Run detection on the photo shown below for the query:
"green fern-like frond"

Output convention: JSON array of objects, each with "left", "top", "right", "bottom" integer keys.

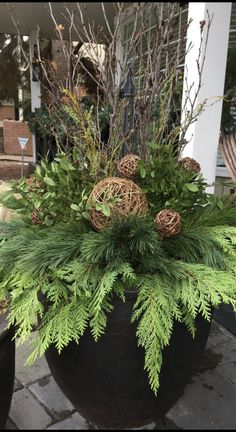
[
  {"left": 90, "top": 270, "right": 118, "bottom": 318},
  {"left": 41, "top": 278, "right": 69, "bottom": 309},
  {"left": 207, "top": 226, "right": 236, "bottom": 255},
  {"left": 180, "top": 305, "right": 196, "bottom": 337},
  {"left": 116, "top": 262, "right": 137, "bottom": 282},
  {"left": 178, "top": 275, "right": 200, "bottom": 318},
  {"left": 178, "top": 261, "right": 236, "bottom": 314},
  {"left": 90, "top": 296, "right": 113, "bottom": 341},
  {"left": 132, "top": 275, "right": 176, "bottom": 394},
  {"left": 113, "top": 281, "right": 126, "bottom": 302},
  {"left": 7, "top": 274, "right": 43, "bottom": 341},
  {"left": 30, "top": 297, "right": 90, "bottom": 359},
  {"left": 89, "top": 263, "right": 136, "bottom": 340}
]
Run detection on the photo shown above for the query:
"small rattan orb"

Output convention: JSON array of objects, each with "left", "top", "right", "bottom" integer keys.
[
  {"left": 88, "top": 177, "right": 148, "bottom": 230},
  {"left": 117, "top": 154, "right": 141, "bottom": 178},
  {"left": 155, "top": 209, "right": 181, "bottom": 237},
  {"left": 179, "top": 157, "right": 201, "bottom": 174}
]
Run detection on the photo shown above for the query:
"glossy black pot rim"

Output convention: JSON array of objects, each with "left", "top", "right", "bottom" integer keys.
[
  {"left": 122, "top": 287, "right": 139, "bottom": 300},
  {"left": 0, "top": 313, "right": 10, "bottom": 343}
]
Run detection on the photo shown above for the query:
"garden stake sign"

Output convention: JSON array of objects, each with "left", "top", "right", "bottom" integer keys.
[{"left": 18, "top": 136, "right": 28, "bottom": 178}]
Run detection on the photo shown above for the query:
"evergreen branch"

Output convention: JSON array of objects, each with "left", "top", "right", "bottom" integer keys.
[
  {"left": 183, "top": 199, "right": 236, "bottom": 229},
  {"left": 180, "top": 305, "right": 196, "bottom": 337},
  {"left": 0, "top": 191, "right": 26, "bottom": 212},
  {"left": 207, "top": 226, "right": 236, "bottom": 255},
  {"left": 163, "top": 228, "right": 228, "bottom": 270},
  {"left": 178, "top": 261, "right": 236, "bottom": 314},
  {"left": 7, "top": 275, "right": 43, "bottom": 341},
  {"left": 132, "top": 276, "right": 175, "bottom": 394},
  {"left": 0, "top": 218, "right": 31, "bottom": 239},
  {"left": 89, "top": 270, "right": 117, "bottom": 340}
]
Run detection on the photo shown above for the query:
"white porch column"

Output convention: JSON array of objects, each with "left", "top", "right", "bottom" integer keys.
[
  {"left": 29, "top": 29, "right": 41, "bottom": 163},
  {"left": 181, "top": 2, "right": 232, "bottom": 192},
  {"left": 17, "top": 36, "right": 24, "bottom": 121}
]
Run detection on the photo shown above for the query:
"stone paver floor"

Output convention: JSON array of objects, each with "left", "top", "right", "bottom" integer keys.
[{"left": 6, "top": 320, "right": 236, "bottom": 430}]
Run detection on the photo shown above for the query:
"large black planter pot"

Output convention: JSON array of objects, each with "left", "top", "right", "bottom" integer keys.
[
  {"left": 45, "top": 292, "right": 212, "bottom": 429},
  {"left": 0, "top": 313, "right": 15, "bottom": 430}
]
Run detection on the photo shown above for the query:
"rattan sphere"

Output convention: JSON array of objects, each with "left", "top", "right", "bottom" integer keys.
[
  {"left": 155, "top": 209, "right": 181, "bottom": 237},
  {"left": 117, "top": 154, "right": 141, "bottom": 178},
  {"left": 179, "top": 157, "right": 201, "bottom": 174},
  {"left": 88, "top": 177, "right": 148, "bottom": 230}
]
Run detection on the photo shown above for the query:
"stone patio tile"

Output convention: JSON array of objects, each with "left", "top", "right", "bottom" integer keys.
[
  {"left": 9, "top": 321, "right": 236, "bottom": 431},
  {"left": 208, "top": 321, "right": 234, "bottom": 347},
  {"left": 46, "top": 413, "right": 88, "bottom": 430},
  {"left": 154, "top": 417, "right": 182, "bottom": 430},
  {"left": 217, "top": 361, "right": 236, "bottom": 386},
  {"left": 166, "top": 369, "right": 236, "bottom": 430},
  {"left": 15, "top": 333, "right": 51, "bottom": 386},
  {"left": 5, "top": 418, "right": 18, "bottom": 430},
  {"left": 204, "top": 339, "right": 236, "bottom": 366},
  {"left": 13, "top": 377, "right": 24, "bottom": 392},
  {"left": 9, "top": 388, "right": 52, "bottom": 430},
  {"left": 29, "top": 375, "right": 75, "bottom": 421}
]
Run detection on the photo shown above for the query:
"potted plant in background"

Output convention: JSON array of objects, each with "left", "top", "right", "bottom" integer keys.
[
  {"left": 0, "top": 298, "right": 15, "bottom": 430},
  {"left": 1, "top": 2, "right": 236, "bottom": 429},
  {"left": 0, "top": 185, "right": 15, "bottom": 430}
]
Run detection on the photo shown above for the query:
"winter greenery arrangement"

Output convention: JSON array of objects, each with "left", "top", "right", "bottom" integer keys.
[
  {"left": 1, "top": 3, "right": 236, "bottom": 396},
  {"left": 1, "top": 116, "right": 236, "bottom": 394}
]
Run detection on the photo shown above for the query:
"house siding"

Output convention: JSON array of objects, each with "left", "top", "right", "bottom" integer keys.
[
  {"left": 0, "top": 106, "right": 15, "bottom": 121},
  {"left": 3, "top": 120, "right": 32, "bottom": 156}
]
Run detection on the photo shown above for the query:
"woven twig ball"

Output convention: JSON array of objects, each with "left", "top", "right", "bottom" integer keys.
[
  {"left": 117, "top": 154, "right": 141, "bottom": 178},
  {"left": 88, "top": 177, "right": 148, "bottom": 230},
  {"left": 155, "top": 209, "right": 181, "bottom": 237},
  {"left": 179, "top": 157, "right": 201, "bottom": 174}
]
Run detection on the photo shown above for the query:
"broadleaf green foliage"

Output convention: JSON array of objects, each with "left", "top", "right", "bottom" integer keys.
[
  {"left": 0, "top": 152, "right": 93, "bottom": 227},
  {"left": 136, "top": 143, "right": 208, "bottom": 214}
]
